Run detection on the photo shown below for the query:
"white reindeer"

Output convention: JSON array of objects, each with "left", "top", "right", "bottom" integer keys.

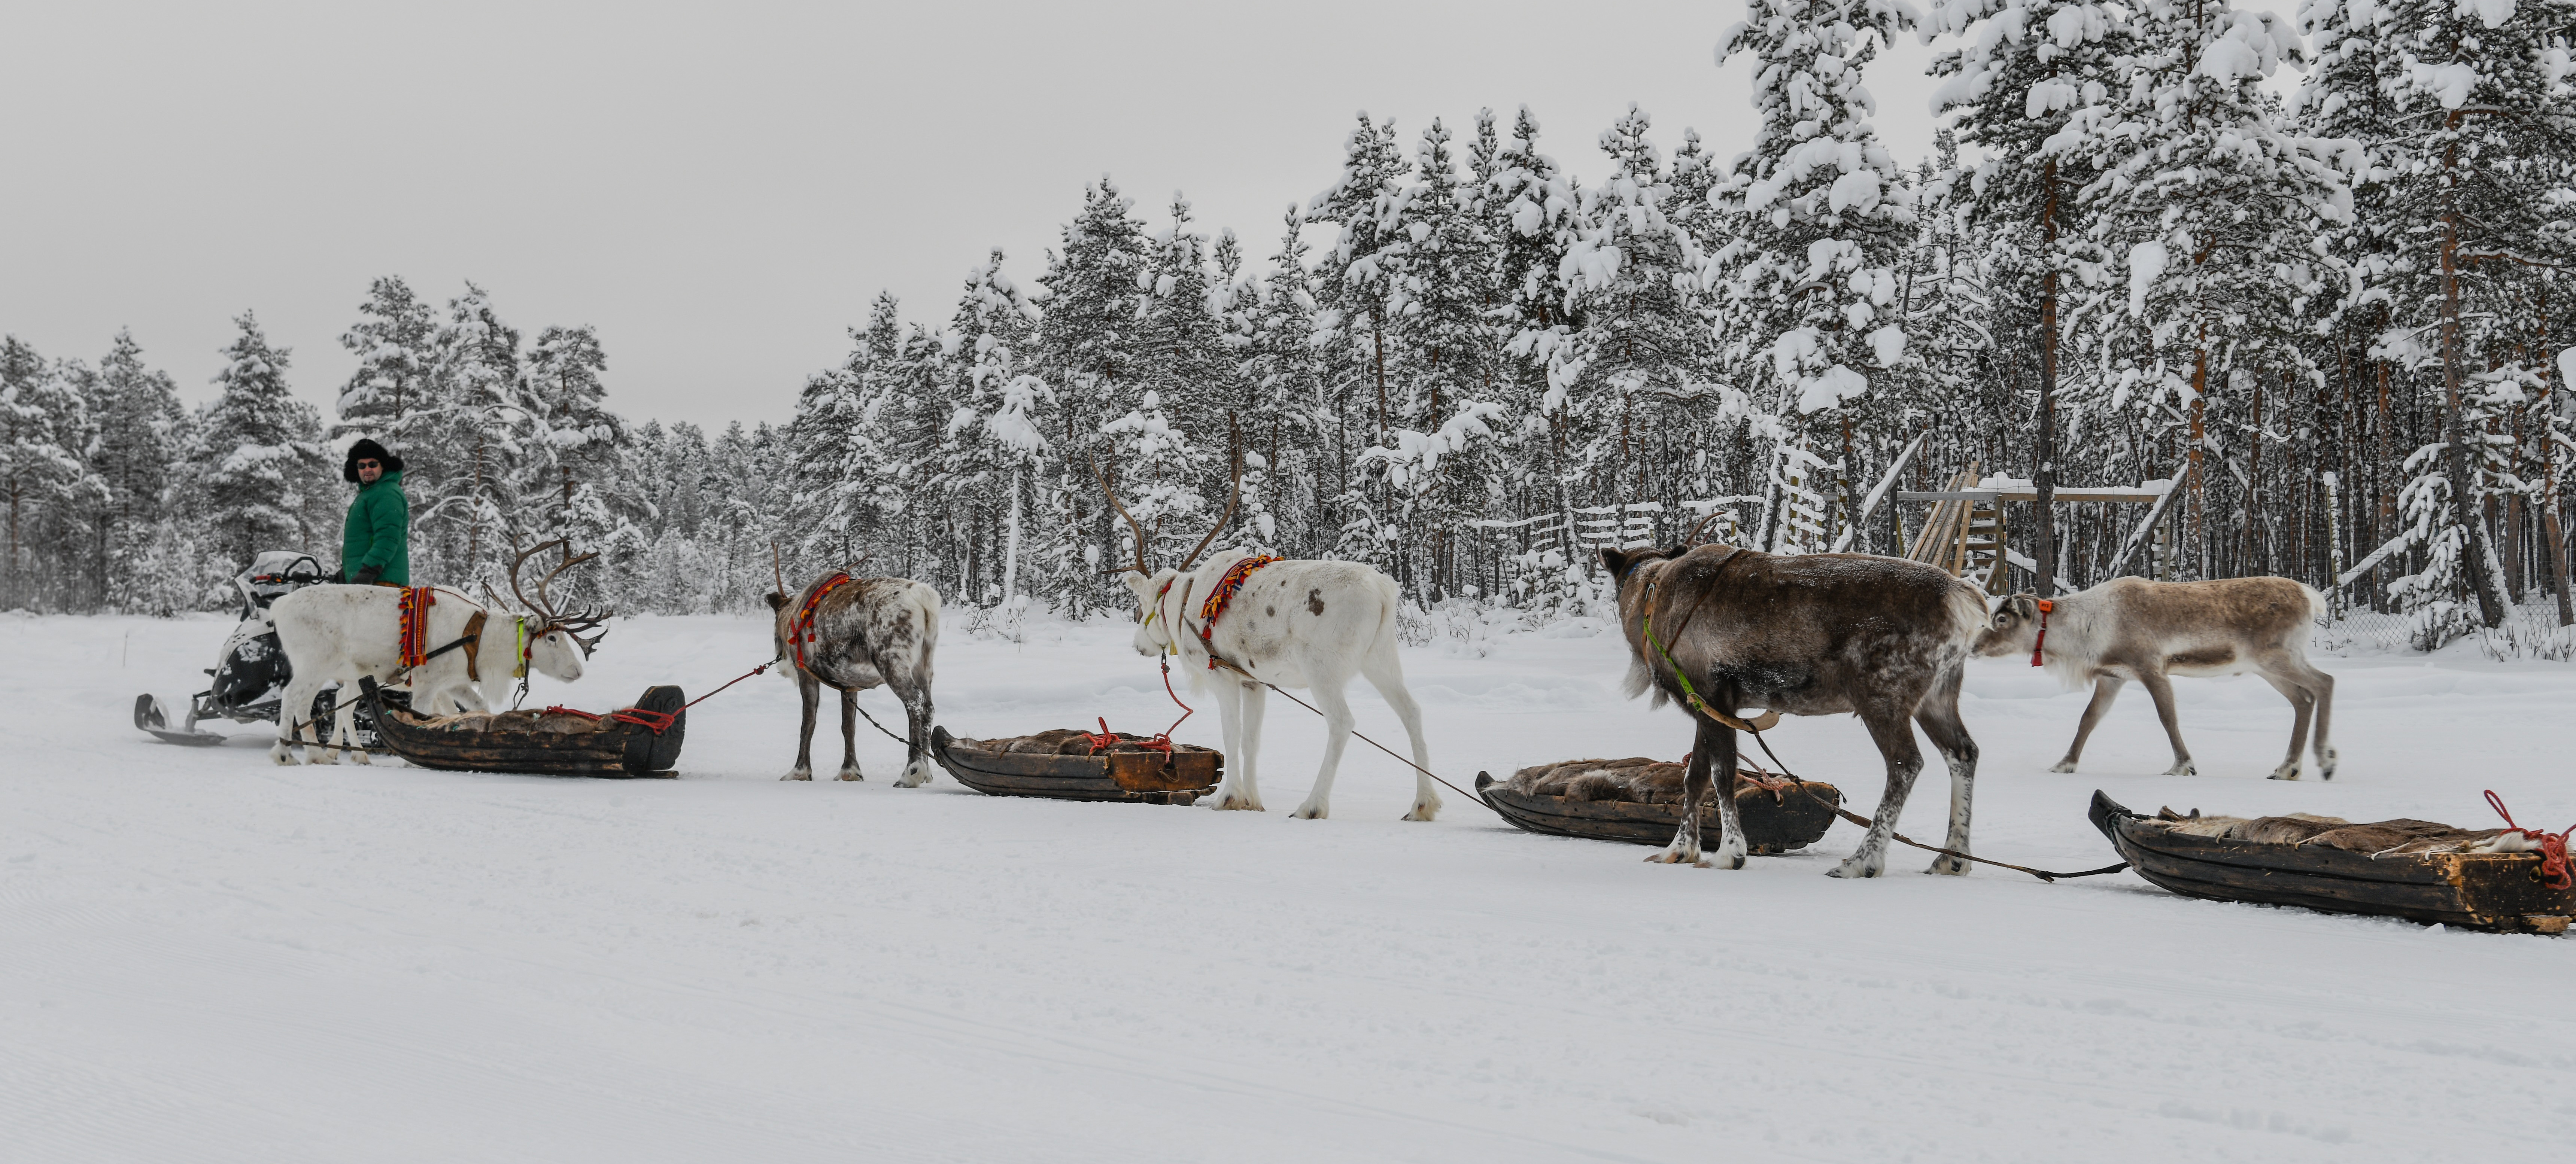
[
  {"left": 1975, "top": 576, "right": 2334, "bottom": 780},
  {"left": 268, "top": 541, "right": 608, "bottom": 765},
  {"left": 1102, "top": 456, "right": 1439, "bottom": 821}
]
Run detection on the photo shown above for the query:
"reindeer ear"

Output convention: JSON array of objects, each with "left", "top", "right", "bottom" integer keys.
[
  {"left": 764, "top": 592, "right": 788, "bottom": 612},
  {"left": 1599, "top": 548, "right": 1632, "bottom": 578},
  {"left": 1121, "top": 570, "right": 1152, "bottom": 597}
]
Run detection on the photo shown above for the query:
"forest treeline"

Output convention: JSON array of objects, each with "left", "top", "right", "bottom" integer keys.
[{"left": 4, "top": 0, "right": 2571, "bottom": 650}]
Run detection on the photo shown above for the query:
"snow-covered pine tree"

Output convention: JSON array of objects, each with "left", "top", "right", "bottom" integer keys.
[
  {"left": 197, "top": 311, "right": 328, "bottom": 564},
  {"left": 0, "top": 337, "right": 99, "bottom": 609},
  {"left": 2069, "top": 0, "right": 2350, "bottom": 582},
  {"left": 335, "top": 275, "right": 440, "bottom": 450},
  {"left": 422, "top": 283, "right": 531, "bottom": 588},
  {"left": 2359, "top": 0, "right": 2576, "bottom": 632},
  {"left": 78, "top": 330, "right": 187, "bottom": 607},
  {"left": 1307, "top": 113, "right": 1416, "bottom": 567},
  {"left": 941, "top": 250, "right": 1052, "bottom": 613},
  {"left": 522, "top": 324, "right": 632, "bottom": 603},
  {"left": 1708, "top": 0, "right": 1920, "bottom": 554},
  {"left": 1240, "top": 207, "right": 1330, "bottom": 557},
  {"left": 1035, "top": 179, "right": 1154, "bottom": 595},
  {"left": 1929, "top": 0, "right": 2131, "bottom": 590}
]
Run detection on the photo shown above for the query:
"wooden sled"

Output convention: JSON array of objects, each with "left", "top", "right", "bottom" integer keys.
[
  {"left": 2089, "top": 791, "right": 2575, "bottom": 934},
  {"left": 1474, "top": 768, "right": 1842, "bottom": 853},
  {"left": 931, "top": 725, "right": 1221, "bottom": 805},
  {"left": 357, "top": 677, "right": 686, "bottom": 778}
]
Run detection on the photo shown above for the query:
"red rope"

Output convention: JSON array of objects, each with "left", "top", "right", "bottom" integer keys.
[
  {"left": 2485, "top": 790, "right": 2573, "bottom": 890},
  {"left": 522, "top": 660, "right": 777, "bottom": 738},
  {"left": 1086, "top": 656, "right": 1193, "bottom": 760},
  {"left": 2029, "top": 598, "right": 2054, "bottom": 668}
]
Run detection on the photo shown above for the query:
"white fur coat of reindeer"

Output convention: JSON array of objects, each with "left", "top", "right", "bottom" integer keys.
[
  {"left": 268, "top": 541, "right": 608, "bottom": 764},
  {"left": 1101, "top": 447, "right": 1439, "bottom": 822}
]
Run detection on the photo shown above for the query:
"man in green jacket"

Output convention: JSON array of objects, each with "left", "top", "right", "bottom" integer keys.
[{"left": 335, "top": 438, "right": 410, "bottom": 585}]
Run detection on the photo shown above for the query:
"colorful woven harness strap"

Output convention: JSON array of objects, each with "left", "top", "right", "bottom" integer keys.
[
  {"left": 398, "top": 586, "right": 436, "bottom": 669},
  {"left": 792, "top": 572, "right": 855, "bottom": 674},
  {"left": 1194, "top": 555, "right": 1281, "bottom": 669}
]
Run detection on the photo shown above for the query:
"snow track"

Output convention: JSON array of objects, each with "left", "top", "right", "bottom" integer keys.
[{"left": 4, "top": 611, "right": 2568, "bottom": 1161}]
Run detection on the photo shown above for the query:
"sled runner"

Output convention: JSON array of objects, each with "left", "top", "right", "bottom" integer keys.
[
  {"left": 2089, "top": 791, "right": 2575, "bottom": 934},
  {"left": 1474, "top": 758, "right": 1841, "bottom": 852},
  {"left": 931, "top": 725, "right": 1221, "bottom": 804},
  {"left": 357, "top": 677, "right": 686, "bottom": 777}
]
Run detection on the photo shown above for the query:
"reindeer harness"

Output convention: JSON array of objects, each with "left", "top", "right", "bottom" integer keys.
[
  {"left": 2029, "top": 598, "right": 2055, "bottom": 668},
  {"left": 789, "top": 572, "right": 857, "bottom": 680},
  {"left": 1190, "top": 555, "right": 1281, "bottom": 668}
]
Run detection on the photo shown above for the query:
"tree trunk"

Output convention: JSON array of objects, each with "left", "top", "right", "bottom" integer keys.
[
  {"left": 2035, "top": 159, "right": 2060, "bottom": 597},
  {"left": 2439, "top": 113, "right": 2508, "bottom": 627},
  {"left": 2187, "top": 332, "right": 2208, "bottom": 581}
]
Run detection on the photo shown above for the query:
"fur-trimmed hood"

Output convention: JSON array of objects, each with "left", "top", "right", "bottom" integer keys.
[{"left": 343, "top": 438, "right": 406, "bottom": 483}]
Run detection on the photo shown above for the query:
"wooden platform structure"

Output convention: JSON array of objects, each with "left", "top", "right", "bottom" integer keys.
[{"left": 1897, "top": 464, "right": 2166, "bottom": 593}]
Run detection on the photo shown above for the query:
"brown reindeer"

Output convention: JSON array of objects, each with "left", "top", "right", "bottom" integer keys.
[
  {"left": 1974, "top": 577, "right": 2334, "bottom": 780},
  {"left": 1603, "top": 543, "right": 1989, "bottom": 876},
  {"left": 766, "top": 570, "right": 941, "bottom": 784}
]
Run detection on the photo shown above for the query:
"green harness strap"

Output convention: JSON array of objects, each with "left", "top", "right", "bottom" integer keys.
[{"left": 1639, "top": 579, "right": 1775, "bottom": 735}]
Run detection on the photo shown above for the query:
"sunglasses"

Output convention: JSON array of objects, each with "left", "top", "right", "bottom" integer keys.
[{"left": 355, "top": 460, "right": 381, "bottom": 469}]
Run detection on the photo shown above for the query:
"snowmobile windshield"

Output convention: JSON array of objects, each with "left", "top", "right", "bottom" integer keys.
[{"left": 240, "top": 552, "right": 328, "bottom": 612}]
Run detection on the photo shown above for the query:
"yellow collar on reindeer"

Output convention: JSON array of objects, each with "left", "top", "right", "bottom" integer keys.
[{"left": 514, "top": 617, "right": 531, "bottom": 679}]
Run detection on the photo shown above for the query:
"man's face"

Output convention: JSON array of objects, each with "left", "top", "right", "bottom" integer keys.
[{"left": 356, "top": 458, "right": 382, "bottom": 484}]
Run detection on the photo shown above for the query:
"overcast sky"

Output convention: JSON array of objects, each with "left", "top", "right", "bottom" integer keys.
[{"left": 4, "top": 1, "right": 2212, "bottom": 432}]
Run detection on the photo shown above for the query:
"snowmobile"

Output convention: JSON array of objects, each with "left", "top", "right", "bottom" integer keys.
[{"left": 133, "top": 551, "right": 408, "bottom": 747}]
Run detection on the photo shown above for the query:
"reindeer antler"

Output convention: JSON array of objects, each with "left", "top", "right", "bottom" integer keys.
[
  {"left": 1090, "top": 453, "right": 1160, "bottom": 575},
  {"left": 1680, "top": 506, "right": 1726, "bottom": 548},
  {"left": 510, "top": 536, "right": 611, "bottom": 650},
  {"left": 771, "top": 540, "right": 788, "bottom": 602},
  {"left": 1173, "top": 412, "right": 1245, "bottom": 574}
]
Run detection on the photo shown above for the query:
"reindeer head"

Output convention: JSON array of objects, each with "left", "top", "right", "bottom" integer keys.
[
  {"left": 506, "top": 537, "right": 612, "bottom": 682},
  {"left": 1974, "top": 592, "right": 2045, "bottom": 658},
  {"left": 1096, "top": 416, "right": 1245, "bottom": 659}
]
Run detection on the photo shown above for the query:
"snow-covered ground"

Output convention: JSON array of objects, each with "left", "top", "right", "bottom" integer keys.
[{"left": 6, "top": 609, "right": 2569, "bottom": 1162}]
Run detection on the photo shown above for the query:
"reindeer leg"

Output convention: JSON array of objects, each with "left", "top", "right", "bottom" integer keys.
[
  {"left": 1291, "top": 678, "right": 1358, "bottom": 820},
  {"left": 1832, "top": 703, "right": 1928, "bottom": 879},
  {"left": 836, "top": 688, "right": 863, "bottom": 781},
  {"left": 336, "top": 691, "right": 370, "bottom": 765},
  {"left": 1915, "top": 667, "right": 1980, "bottom": 875},
  {"left": 1360, "top": 648, "right": 1439, "bottom": 822},
  {"left": 2138, "top": 668, "right": 2195, "bottom": 776},
  {"left": 272, "top": 673, "right": 325, "bottom": 765},
  {"left": 1650, "top": 717, "right": 1720, "bottom": 866},
  {"left": 1233, "top": 681, "right": 1266, "bottom": 807},
  {"left": 783, "top": 672, "right": 818, "bottom": 780},
  {"left": 2054, "top": 676, "right": 2124, "bottom": 774},
  {"left": 1210, "top": 681, "right": 1263, "bottom": 812},
  {"left": 1707, "top": 726, "right": 1750, "bottom": 871},
  {"left": 2259, "top": 671, "right": 2313, "bottom": 781},
  {"left": 2297, "top": 662, "right": 2336, "bottom": 780},
  {"left": 891, "top": 673, "right": 933, "bottom": 788}
]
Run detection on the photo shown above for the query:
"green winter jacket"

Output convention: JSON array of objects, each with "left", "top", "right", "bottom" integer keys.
[{"left": 341, "top": 470, "right": 411, "bottom": 585}]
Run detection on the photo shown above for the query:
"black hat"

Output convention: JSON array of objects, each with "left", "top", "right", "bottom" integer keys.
[{"left": 343, "top": 438, "right": 406, "bottom": 482}]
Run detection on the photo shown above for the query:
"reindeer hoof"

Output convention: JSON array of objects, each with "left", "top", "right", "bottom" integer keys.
[
  {"left": 1829, "top": 855, "right": 1886, "bottom": 879},
  {"left": 782, "top": 770, "right": 812, "bottom": 781},
  {"left": 1402, "top": 801, "right": 1440, "bottom": 822},
  {"left": 835, "top": 768, "right": 864, "bottom": 782},
  {"left": 1644, "top": 847, "right": 1702, "bottom": 866},
  {"left": 1289, "top": 802, "right": 1327, "bottom": 820},
  {"left": 2267, "top": 765, "right": 2301, "bottom": 781},
  {"left": 1927, "top": 855, "right": 1971, "bottom": 876},
  {"left": 2162, "top": 762, "right": 2197, "bottom": 777},
  {"left": 2049, "top": 759, "right": 2079, "bottom": 774},
  {"left": 350, "top": 750, "right": 373, "bottom": 766},
  {"left": 894, "top": 764, "right": 931, "bottom": 788},
  {"left": 1207, "top": 786, "right": 1263, "bottom": 811},
  {"left": 2320, "top": 750, "right": 2339, "bottom": 781},
  {"left": 271, "top": 748, "right": 298, "bottom": 767}
]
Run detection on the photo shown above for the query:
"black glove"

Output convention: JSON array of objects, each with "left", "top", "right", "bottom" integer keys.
[
  {"left": 328, "top": 568, "right": 347, "bottom": 584},
  {"left": 352, "top": 565, "right": 382, "bottom": 586}
]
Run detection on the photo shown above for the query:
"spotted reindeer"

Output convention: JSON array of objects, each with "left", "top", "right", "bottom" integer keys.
[
  {"left": 768, "top": 569, "right": 940, "bottom": 784},
  {"left": 1100, "top": 446, "right": 1440, "bottom": 822}
]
